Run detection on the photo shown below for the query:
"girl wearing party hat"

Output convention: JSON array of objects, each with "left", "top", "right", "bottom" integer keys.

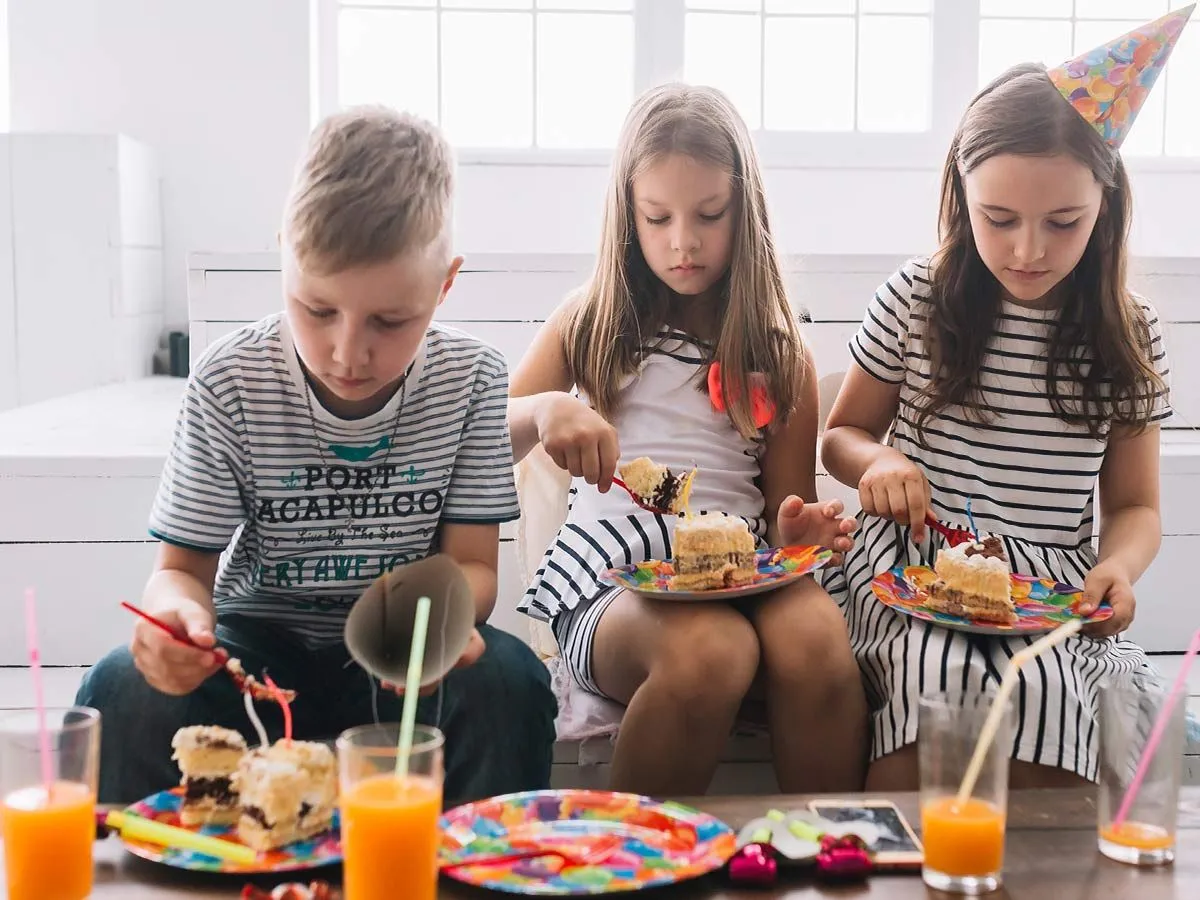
[
  {"left": 509, "top": 83, "right": 867, "bottom": 797},
  {"left": 821, "top": 6, "right": 1192, "bottom": 790}
]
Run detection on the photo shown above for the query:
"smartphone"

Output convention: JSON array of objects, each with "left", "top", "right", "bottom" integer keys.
[{"left": 807, "top": 799, "right": 924, "bottom": 870}]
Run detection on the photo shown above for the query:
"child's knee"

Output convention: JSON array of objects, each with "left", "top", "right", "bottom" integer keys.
[{"left": 652, "top": 613, "right": 759, "bottom": 705}]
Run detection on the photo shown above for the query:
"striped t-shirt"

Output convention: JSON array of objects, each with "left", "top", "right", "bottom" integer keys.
[
  {"left": 149, "top": 313, "right": 520, "bottom": 646},
  {"left": 850, "top": 257, "right": 1171, "bottom": 551}
]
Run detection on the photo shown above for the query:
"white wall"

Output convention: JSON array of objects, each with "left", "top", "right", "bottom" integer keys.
[{"left": 7, "top": 1, "right": 1200, "bottom": 329}]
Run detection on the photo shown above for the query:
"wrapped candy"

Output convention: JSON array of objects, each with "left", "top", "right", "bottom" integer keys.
[
  {"left": 815, "top": 834, "right": 872, "bottom": 881},
  {"left": 240, "top": 882, "right": 340, "bottom": 900},
  {"left": 727, "top": 841, "right": 779, "bottom": 885}
]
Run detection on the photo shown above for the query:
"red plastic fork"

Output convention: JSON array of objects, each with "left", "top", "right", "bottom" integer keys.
[
  {"left": 924, "top": 514, "right": 975, "bottom": 547},
  {"left": 611, "top": 476, "right": 671, "bottom": 515},
  {"left": 119, "top": 601, "right": 230, "bottom": 664}
]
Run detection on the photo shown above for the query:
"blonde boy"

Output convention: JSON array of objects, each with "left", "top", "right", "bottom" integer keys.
[{"left": 77, "top": 108, "right": 556, "bottom": 806}]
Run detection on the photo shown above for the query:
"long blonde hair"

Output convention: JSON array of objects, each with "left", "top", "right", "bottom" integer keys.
[{"left": 562, "top": 83, "right": 806, "bottom": 439}]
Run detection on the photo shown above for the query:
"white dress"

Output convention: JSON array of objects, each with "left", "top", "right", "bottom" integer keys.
[
  {"left": 517, "top": 327, "right": 767, "bottom": 697},
  {"left": 821, "top": 258, "right": 1172, "bottom": 780}
]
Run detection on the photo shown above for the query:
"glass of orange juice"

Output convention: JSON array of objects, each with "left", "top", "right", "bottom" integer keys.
[
  {"left": 919, "top": 691, "right": 1013, "bottom": 895},
  {"left": 337, "top": 723, "right": 444, "bottom": 900},
  {"left": 1096, "top": 676, "right": 1184, "bottom": 866},
  {"left": 0, "top": 706, "right": 100, "bottom": 900}
]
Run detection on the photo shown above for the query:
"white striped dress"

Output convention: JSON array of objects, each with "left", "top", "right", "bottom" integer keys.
[
  {"left": 517, "top": 329, "right": 768, "bottom": 696},
  {"left": 820, "top": 258, "right": 1172, "bottom": 780}
]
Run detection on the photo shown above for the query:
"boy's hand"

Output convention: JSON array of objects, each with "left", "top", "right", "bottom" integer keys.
[
  {"left": 859, "top": 448, "right": 931, "bottom": 543},
  {"left": 382, "top": 628, "right": 486, "bottom": 697},
  {"left": 538, "top": 394, "right": 620, "bottom": 492},
  {"left": 777, "top": 496, "right": 856, "bottom": 560},
  {"left": 1079, "top": 559, "right": 1136, "bottom": 638},
  {"left": 130, "top": 598, "right": 223, "bottom": 696}
]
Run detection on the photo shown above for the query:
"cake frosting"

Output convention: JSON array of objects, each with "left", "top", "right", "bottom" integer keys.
[
  {"left": 619, "top": 457, "right": 693, "bottom": 514},
  {"left": 233, "top": 740, "right": 337, "bottom": 852},
  {"left": 171, "top": 725, "right": 248, "bottom": 826},
  {"left": 927, "top": 536, "right": 1016, "bottom": 624},
  {"left": 672, "top": 511, "right": 757, "bottom": 590}
]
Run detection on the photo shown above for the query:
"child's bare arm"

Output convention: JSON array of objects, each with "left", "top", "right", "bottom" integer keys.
[{"left": 439, "top": 521, "right": 502, "bottom": 623}]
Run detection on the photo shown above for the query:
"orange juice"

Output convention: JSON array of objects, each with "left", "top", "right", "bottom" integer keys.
[
  {"left": 341, "top": 773, "right": 441, "bottom": 900},
  {"left": 1099, "top": 821, "right": 1173, "bottom": 851},
  {"left": 922, "top": 796, "right": 1006, "bottom": 877},
  {"left": 1, "top": 781, "right": 95, "bottom": 900}
]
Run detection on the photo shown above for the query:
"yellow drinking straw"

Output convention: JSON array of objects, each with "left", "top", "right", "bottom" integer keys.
[
  {"left": 103, "top": 810, "right": 258, "bottom": 865},
  {"left": 395, "top": 595, "right": 432, "bottom": 777},
  {"left": 955, "top": 618, "right": 1082, "bottom": 807}
]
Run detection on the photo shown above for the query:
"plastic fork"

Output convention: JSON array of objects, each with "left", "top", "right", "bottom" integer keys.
[
  {"left": 924, "top": 514, "right": 975, "bottom": 547},
  {"left": 611, "top": 476, "right": 671, "bottom": 515},
  {"left": 441, "top": 833, "right": 622, "bottom": 872}
]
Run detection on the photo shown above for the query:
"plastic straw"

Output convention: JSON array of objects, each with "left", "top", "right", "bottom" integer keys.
[
  {"left": 103, "top": 810, "right": 258, "bottom": 864},
  {"left": 1112, "top": 626, "right": 1200, "bottom": 828},
  {"left": 23, "top": 589, "right": 53, "bottom": 797},
  {"left": 395, "top": 595, "right": 432, "bottom": 778},
  {"left": 955, "top": 619, "right": 1082, "bottom": 807}
]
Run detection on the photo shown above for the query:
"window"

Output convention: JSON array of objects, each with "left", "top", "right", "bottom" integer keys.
[
  {"left": 319, "top": 0, "right": 1200, "bottom": 162},
  {"left": 979, "top": 1, "right": 1200, "bottom": 156}
]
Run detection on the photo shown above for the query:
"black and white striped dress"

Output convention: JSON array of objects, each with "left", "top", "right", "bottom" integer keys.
[{"left": 821, "top": 258, "right": 1172, "bottom": 780}]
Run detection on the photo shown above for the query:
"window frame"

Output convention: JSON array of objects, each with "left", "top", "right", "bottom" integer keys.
[{"left": 313, "top": 0, "right": 1200, "bottom": 171}]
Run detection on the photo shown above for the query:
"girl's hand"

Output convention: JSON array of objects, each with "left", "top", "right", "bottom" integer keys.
[
  {"left": 382, "top": 628, "right": 487, "bottom": 697},
  {"left": 130, "top": 598, "right": 224, "bottom": 696},
  {"left": 858, "top": 448, "right": 931, "bottom": 543},
  {"left": 777, "top": 496, "right": 856, "bottom": 559},
  {"left": 1079, "top": 559, "right": 1135, "bottom": 638},
  {"left": 537, "top": 393, "right": 620, "bottom": 491}
]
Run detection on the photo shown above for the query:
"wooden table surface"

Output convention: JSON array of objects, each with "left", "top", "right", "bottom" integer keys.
[{"left": 3, "top": 789, "right": 1197, "bottom": 898}]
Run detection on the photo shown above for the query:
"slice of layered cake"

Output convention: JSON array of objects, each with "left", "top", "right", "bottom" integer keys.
[
  {"left": 671, "top": 512, "right": 757, "bottom": 591},
  {"left": 619, "top": 457, "right": 694, "bottom": 515},
  {"left": 171, "top": 725, "right": 248, "bottom": 826},
  {"left": 927, "top": 536, "right": 1016, "bottom": 624},
  {"left": 234, "top": 740, "right": 337, "bottom": 851}
]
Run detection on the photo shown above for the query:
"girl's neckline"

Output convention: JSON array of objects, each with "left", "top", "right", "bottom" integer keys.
[{"left": 999, "top": 297, "right": 1059, "bottom": 321}]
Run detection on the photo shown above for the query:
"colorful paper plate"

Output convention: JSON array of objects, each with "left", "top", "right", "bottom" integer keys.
[
  {"left": 439, "top": 789, "right": 737, "bottom": 895},
  {"left": 872, "top": 565, "right": 1113, "bottom": 636},
  {"left": 120, "top": 790, "right": 341, "bottom": 874},
  {"left": 600, "top": 545, "right": 833, "bottom": 601}
]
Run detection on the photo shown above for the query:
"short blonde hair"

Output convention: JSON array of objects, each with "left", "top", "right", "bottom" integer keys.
[{"left": 283, "top": 106, "right": 454, "bottom": 274}]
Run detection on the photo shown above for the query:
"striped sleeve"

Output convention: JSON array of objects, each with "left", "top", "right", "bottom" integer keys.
[
  {"left": 149, "top": 370, "right": 249, "bottom": 551},
  {"left": 849, "top": 260, "right": 919, "bottom": 384},
  {"left": 440, "top": 350, "right": 520, "bottom": 524},
  {"left": 1138, "top": 300, "right": 1173, "bottom": 424}
]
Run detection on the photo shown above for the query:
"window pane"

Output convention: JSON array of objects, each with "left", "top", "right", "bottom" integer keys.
[
  {"left": 441, "top": 0, "right": 531, "bottom": 7},
  {"left": 687, "top": 0, "right": 760, "bottom": 10},
  {"left": 685, "top": 13, "right": 763, "bottom": 128},
  {"left": 441, "top": 12, "right": 534, "bottom": 146},
  {"left": 978, "top": 19, "right": 1072, "bottom": 86},
  {"left": 537, "top": 13, "right": 633, "bottom": 147},
  {"left": 980, "top": 0, "right": 1071, "bottom": 17},
  {"left": 1075, "top": 20, "right": 1164, "bottom": 155},
  {"left": 858, "top": 15, "right": 929, "bottom": 131},
  {"left": 1074, "top": 0, "right": 1167, "bottom": 19},
  {"left": 1166, "top": 13, "right": 1200, "bottom": 155},
  {"left": 538, "top": 0, "right": 631, "bottom": 8},
  {"left": 338, "top": 9, "right": 439, "bottom": 121},
  {"left": 859, "top": 0, "right": 929, "bottom": 12},
  {"left": 764, "top": 17, "right": 853, "bottom": 130},
  {"left": 766, "top": 0, "right": 852, "bottom": 12}
]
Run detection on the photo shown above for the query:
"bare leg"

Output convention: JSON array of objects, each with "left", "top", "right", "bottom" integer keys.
[
  {"left": 867, "top": 744, "right": 1091, "bottom": 791},
  {"left": 751, "top": 578, "right": 868, "bottom": 792},
  {"left": 590, "top": 592, "right": 760, "bottom": 796}
]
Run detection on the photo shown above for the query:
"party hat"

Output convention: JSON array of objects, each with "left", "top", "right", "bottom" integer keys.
[{"left": 1046, "top": 4, "right": 1194, "bottom": 148}]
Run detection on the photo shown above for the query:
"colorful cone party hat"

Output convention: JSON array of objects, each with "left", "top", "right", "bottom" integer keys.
[{"left": 1047, "top": 4, "right": 1194, "bottom": 148}]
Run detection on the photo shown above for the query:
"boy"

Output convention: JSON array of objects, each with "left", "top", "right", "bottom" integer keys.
[{"left": 76, "top": 107, "right": 557, "bottom": 806}]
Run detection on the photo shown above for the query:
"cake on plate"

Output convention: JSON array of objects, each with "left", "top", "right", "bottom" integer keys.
[
  {"left": 171, "top": 725, "right": 248, "bottom": 826},
  {"left": 619, "top": 457, "right": 694, "bottom": 514},
  {"left": 927, "top": 536, "right": 1016, "bottom": 624},
  {"left": 671, "top": 511, "right": 757, "bottom": 591},
  {"left": 234, "top": 740, "right": 338, "bottom": 851}
]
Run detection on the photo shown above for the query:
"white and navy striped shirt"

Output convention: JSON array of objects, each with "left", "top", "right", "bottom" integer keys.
[
  {"left": 852, "top": 258, "right": 1171, "bottom": 551},
  {"left": 149, "top": 314, "right": 520, "bottom": 646}
]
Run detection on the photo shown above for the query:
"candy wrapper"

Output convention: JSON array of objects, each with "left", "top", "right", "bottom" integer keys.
[{"left": 241, "top": 882, "right": 339, "bottom": 900}]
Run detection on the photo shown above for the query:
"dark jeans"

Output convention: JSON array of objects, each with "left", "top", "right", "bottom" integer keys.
[{"left": 75, "top": 614, "right": 557, "bottom": 808}]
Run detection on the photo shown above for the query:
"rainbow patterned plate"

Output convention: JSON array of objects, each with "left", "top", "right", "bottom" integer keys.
[
  {"left": 600, "top": 545, "right": 833, "bottom": 601},
  {"left": 119, "top": 790, "right": 341, "bottom": 874},
  {"left": 872, "top": 565, "right": 1114, "bottom": 636},
  {"left": 439, "top": 789, "right": 736, "bottom": 895}
]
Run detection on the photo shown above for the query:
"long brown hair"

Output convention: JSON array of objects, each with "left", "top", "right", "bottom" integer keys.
[
  {"left": 562, "top": 83, "right": 806, "bottom": 439},
  {"left": 920, "top": 63, "right": 1166, "bottom": 439}
]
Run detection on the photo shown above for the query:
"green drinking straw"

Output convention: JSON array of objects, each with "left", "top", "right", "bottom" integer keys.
[{"left": 395, "top": 595, "right": 432, "bottom": 778}]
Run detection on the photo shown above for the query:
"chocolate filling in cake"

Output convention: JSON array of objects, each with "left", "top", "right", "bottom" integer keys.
[
  {"left": 244, "top": 806, "right": 273, "bottom": 830},
  {"left": 963, "top": 536, "right": 1006, "bottom": 561},
  {"left": 184, "top": 776, "right": 237, "bottom": 805}
]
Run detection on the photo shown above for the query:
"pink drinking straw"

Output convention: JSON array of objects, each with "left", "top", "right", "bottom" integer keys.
[
  {"left": 1113, "top": 626, "right": 1200, "bottom": 829},
  {"left": 23, "top": 588, "right": 54, "bottom": 796}
]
